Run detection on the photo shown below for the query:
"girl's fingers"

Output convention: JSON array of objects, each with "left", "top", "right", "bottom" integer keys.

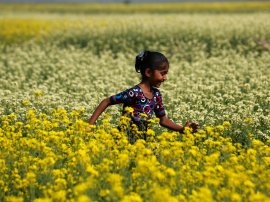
[{"left": 183, "top": 121, "right": 199, "bottom": 133}]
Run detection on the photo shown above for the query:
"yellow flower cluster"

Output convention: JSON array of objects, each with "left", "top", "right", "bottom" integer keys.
[
  {"left": 0, "top": 109, "right": 269, "bottom": 201},
  {"left": 0, "top": 16, "right": 109, "bottom": 44},
  {"left": 0, "top": 19, "right": 57, "bottom": 44}
]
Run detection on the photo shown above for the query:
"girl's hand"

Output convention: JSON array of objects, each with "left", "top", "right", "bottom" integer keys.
[
  {"left": 184, "top": 121, "right": 199, "bottom": 133},
  {"left": 190, "top": 122, "right": 199, "bottom": 133}
]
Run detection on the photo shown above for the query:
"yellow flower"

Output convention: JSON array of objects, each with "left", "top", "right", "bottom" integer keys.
[
  {"left": 107, "top": 173, "right": 122, "bottom": 185},
  {"left": 54, "top": 178, "right": 67, "bottom": 191},
  {"left": 247, "top": 148, "right": 257, "bottom": 161},
  {"left": 250, "top": 192, "right": 270, "bottom": 202},
  {"left": 223, "top": 121, "right": 231, "bottom": 129},
  {"left": 53, "top": 190, "right": 67, "bottom": 201},
  {"left": 121, "top": 192, "right": 143, "bottom": 202},
  {"left": 86, "top": 165, "right": 99, "bottom": 177},
  {"left": 244, "top": 117, "right": 253, "bottom": 124},
  {"left": 151, "top": 185, "right": 178, "bottom": 202},
  {"left": 230, "top": 193, "right": 241, "bottom": 202},
  {"left": 215, "top": 125, "right": 224, "bottom": 133},
  {"left": 166, "top": 167, "right": 176, "bottom": 177},
  {"left": 116, "top": 153, "right": 129, "bottom": 167},
  {"left": 99, "top": 189, "right": 110, "bottom": 197},
  {"left": 146, "top": 129, "right": 155, "bottom": 136},
  {"left": 74, "top": 181, "right": 93, "bottom": 195},
  {"left": 33, "top": 198, "right": 53, "bottom": 202},
  {"left": 243, "top": 180, "right": 255, "bottom": 189},
  {"left": 139, "top": 113, "right": 148, "bottom": 119},
  {"left": 77, "top": 195, "right": 92, "bottom": 202},
  {"left": 252, "top": 139, "right": 264, "bottom": 148},
  {"left": 153, "top": 171, "right": 165, "bottom": 182},
  {"left": 205, "top": 152, "right": 220, "bottom": 166},
  {"left": 189, "top": 148, "right": 198, "bottom": 157},
  {"left": 206, "top": 126, "right": 214, "bottom": 134},
  {"left": 262, "top": 157, "right": 270, "bottom": 166},
  {"left": 25, "top": 171, "right": 36, "bottom": 184},
  {"left": 70, "top": 110, "right": 80, "bottom": 118},
  {"left": 112, "top": 185, "right": 124, "bottom": 199},
  {"left": 22, "top": 99, "right": 31, "bottom": 106},
  {"left": 124, "top": 106, "right": 134, "bottom": 114},
  {"left": 189, "top": 187, "right": 214, "bottom": 202},
  {"left": 5, "top": 196, "right": 24, "bottom": 202},
  {"left": 34, "top": 90, "right": 44, "bottom": 97}
]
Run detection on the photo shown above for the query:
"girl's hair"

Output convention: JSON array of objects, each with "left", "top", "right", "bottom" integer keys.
[{"left": 135, "top": 50, "right": 169, "bottom": 80}]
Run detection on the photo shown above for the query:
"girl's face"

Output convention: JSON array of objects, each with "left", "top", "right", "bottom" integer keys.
[{"left": 149, "top": 63, "right": 169, "bottom": 88}]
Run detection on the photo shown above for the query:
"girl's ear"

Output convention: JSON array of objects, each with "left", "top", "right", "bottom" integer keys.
[{"left": 144, "top": 68, "right": 152, "bottom": 78}]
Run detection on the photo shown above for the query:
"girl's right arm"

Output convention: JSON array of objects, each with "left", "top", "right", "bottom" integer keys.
[{"left": 88, "top": 97, "right": 111, "bottom": 125}]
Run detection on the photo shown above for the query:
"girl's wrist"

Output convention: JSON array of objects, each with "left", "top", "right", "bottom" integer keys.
[{"left": 179, "top": 125, "right": 184, "bottom": 134}]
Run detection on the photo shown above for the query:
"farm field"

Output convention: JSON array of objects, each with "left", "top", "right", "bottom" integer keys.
[{"left": 0, "top": 3, "right": 270, "bottom": 202}]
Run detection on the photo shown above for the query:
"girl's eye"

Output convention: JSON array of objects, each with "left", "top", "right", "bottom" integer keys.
[{"left": 161, "top": 72, "right": 167, "bottom": 76}]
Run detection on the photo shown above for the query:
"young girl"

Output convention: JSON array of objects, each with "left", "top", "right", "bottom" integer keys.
[{"left": 89, "top": 50, "right": 198, "bottom": 135}]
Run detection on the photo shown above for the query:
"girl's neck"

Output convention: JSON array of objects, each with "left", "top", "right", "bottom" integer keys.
[
  {"left": 138, "top": 81, "right": 152, "bottom": 92},
  {"left": 138, "top": 81, "right": 154, "bottom": 99}
]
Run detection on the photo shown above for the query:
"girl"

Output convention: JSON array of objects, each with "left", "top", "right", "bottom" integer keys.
[{"left": 89, "top": 50, "right": 198, "bottom": 135}]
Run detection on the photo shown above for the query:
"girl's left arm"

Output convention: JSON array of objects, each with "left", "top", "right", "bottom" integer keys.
[{"left": 159, "top": 116, "right": 185, "bottom": 133}]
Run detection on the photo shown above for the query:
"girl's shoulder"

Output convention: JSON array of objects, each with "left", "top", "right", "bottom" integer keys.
[
  {"left": 131, "top": 85, "right": 141, "bottom": 92},
  {"left": 152, "top": 87, "right": 162, "bottom": 97},
  {"left": 122, "top": 85, "right": 142, "bottom": 98}
]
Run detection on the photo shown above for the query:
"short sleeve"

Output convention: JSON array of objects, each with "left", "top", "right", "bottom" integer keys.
[
  {"left": 110, "top": 88, "right": 137, "bottom": 105},
  {"left": 154, "top": 90, "right": 166, "bottom": 118}
]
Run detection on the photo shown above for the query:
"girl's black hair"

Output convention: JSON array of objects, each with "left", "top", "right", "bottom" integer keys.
[{"left": 135, "top": 50, "right": 169, "bottom": 80}]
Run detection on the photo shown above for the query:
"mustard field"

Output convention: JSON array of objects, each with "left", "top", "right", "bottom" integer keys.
[
  {"left": 0, "top": 6, "right": 270, "bottom": 202},
  {"left": 1, "top": 110, "right": 270, "bottom": 201}
]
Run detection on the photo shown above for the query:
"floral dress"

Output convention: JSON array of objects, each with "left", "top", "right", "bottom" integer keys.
[{"left": 110, "top": 85, "right": 166, "bottom": 133}]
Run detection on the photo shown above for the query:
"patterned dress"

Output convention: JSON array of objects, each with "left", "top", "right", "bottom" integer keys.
[{"left": 110, "top": 85, "right": 166, "bottom": 132}]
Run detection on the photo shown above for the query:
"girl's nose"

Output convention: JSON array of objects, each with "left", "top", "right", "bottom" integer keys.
[{"left": 163, "top": 75, "right": 167, "bottom": 81}]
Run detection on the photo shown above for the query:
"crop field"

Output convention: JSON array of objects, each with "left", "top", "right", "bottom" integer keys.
[{"left": 0, "top": 3, "right": 270, "bottom": 202}]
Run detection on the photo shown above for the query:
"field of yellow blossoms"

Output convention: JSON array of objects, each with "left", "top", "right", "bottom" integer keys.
[
  {"left": 0, "top": 3, "right": 270, "bottom": 201},
  {"left": 1, "top": 108, "right": 270, "bottom": 202}
]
